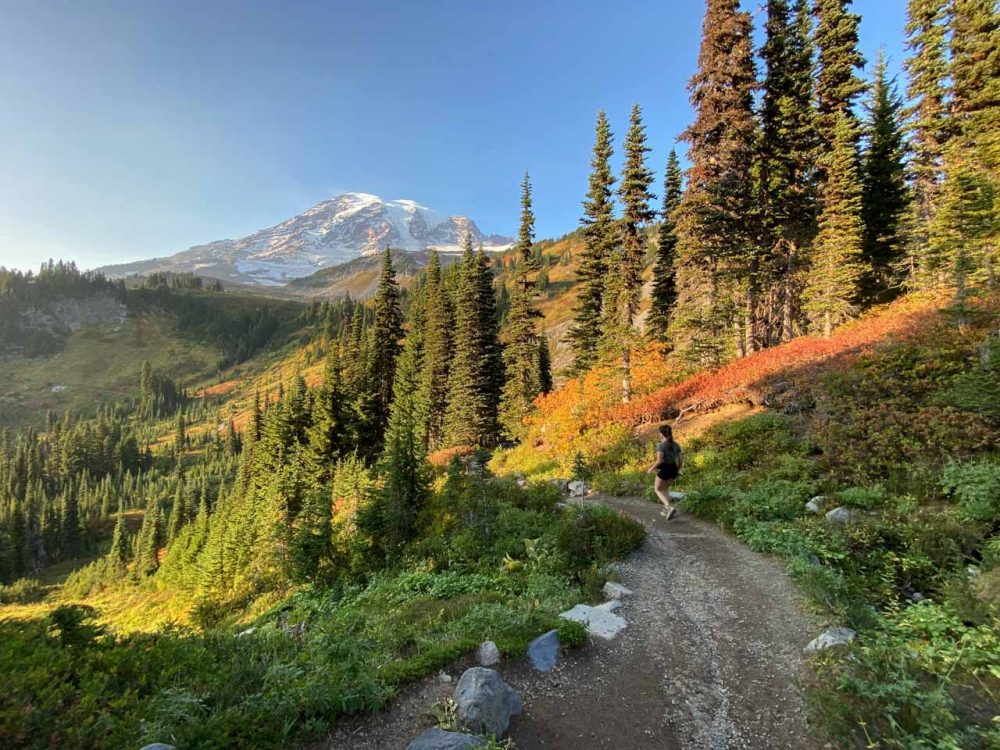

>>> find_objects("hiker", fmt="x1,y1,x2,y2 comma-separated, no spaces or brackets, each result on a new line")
648,424,682,520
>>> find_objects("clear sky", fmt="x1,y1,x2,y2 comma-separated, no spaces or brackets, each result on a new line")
0,0,909,272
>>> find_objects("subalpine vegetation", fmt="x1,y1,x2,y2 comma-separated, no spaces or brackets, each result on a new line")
1,0,998,748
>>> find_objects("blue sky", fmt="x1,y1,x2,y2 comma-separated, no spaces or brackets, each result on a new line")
0,0,908,272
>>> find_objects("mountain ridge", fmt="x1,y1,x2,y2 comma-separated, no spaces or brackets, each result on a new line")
97,192,513,286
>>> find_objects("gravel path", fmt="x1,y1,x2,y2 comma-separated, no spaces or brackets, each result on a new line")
328,494,817,750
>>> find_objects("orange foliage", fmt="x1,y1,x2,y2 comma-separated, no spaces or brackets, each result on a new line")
428,445,477,468
523,294,947,458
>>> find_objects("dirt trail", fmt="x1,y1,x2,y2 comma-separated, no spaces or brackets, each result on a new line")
330,494,816,750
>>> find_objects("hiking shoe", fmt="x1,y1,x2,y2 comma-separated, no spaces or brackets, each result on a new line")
665,506,678,521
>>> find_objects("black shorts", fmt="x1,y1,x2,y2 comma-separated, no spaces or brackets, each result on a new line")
657,464,679,481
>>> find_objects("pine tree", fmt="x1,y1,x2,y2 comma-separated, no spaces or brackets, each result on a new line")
759,0,818,343
305,348,350,483
370,248,404,437
174,411,186,452
501,172,543,438
167,480,186,543
804,111,866,336
813,0,866,152
568,110,616,372
602,103,655,401
58,490,81,560
367,338,430,561
860,51,911,303
903,0,952,286
136,501,163,575
225,416,241,455
675,0,759,364
443,238,503,447
647,149,683,342
107,505,128,573
420,251,453,450
538,335,553,395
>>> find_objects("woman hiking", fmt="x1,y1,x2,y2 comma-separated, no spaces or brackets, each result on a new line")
648,424,682,520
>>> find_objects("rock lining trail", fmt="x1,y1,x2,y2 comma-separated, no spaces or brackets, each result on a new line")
329,494,817,750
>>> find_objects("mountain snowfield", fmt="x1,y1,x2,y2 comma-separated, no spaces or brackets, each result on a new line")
99,192,513,286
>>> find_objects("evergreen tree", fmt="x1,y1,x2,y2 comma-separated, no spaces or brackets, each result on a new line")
602,103,655,401
225,416,241,456
760,0,819,343
647,149,683,342
903,0,952,286
167,480,185,543
675,0,759,363
370,248,404,437
804,111,866,336
58,490,81,560
538,335,553,395
501,172,543,438
813,0,866,151
136,501,163,575
305,348,350,483
107,505,129,573
568,110,616,372
366,338,430,561
419,251,453,450
174,411,186,452
443,239,503,447
860,51,911,303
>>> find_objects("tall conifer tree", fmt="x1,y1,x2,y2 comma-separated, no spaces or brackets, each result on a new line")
569,111,616,371
804,111,866,336
370,248,404,437
675,0,759,363
501,172,543,437
813,0,866,152
418,251,453,450
647,149,683,342
860,51,911,302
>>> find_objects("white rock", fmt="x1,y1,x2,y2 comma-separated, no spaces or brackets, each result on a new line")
805,496,825,514
237,627,255,637
476,640,500,666
559,603,627,640
515,477,528,489
567,480,588,497
804,627,857,653
595,600,622,612
669,490,686,501
439,670,453,684
603,581,633,599
824,506,857,525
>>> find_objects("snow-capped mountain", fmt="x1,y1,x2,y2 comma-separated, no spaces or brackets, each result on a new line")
99,193,513,286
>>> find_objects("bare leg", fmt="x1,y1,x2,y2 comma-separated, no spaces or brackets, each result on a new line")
653,476,674,509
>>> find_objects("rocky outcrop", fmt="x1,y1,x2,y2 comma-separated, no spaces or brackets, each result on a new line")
804,627,857,653
824,507,857,525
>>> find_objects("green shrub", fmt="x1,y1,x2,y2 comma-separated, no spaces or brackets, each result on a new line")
0,577,45,604
555,505,646,576
941,458,1000,522
555,616,588,648
590,470,649,497
836,485,889,510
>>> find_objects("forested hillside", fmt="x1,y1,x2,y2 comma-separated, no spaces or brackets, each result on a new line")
1,0,998,748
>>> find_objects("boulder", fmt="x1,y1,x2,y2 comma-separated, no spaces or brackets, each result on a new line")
559,603,627,640
139,745,177,750
824,507,857,525
603,581,633,599
568,480,588,497
439,670,453,684
804,627,857,654
515,477,529,489
911,592,926,603
454,667,522,737
595,599,622,612
406,728,486,750
476,640,500,667
550,479,570,492
668,490,686,501
805,496,825,514
527,629,560,672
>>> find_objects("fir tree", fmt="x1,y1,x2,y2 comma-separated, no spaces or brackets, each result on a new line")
370,248,404,437
860,51,911,303
366,338,430,561
568,110,616,372
167,480,186,543
174,411,186,452
58,490,81,560
804,111,866,336
107,505,129,573
675,0,759,363
813,0,866,151
501,172,543,438
538,335,553,395
305,348,350,483
903,0,952,285
136,501,163,575
647,149,683,342
443,239,503,447
603,103,655,401
760,0,818,343
419,251,453,450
